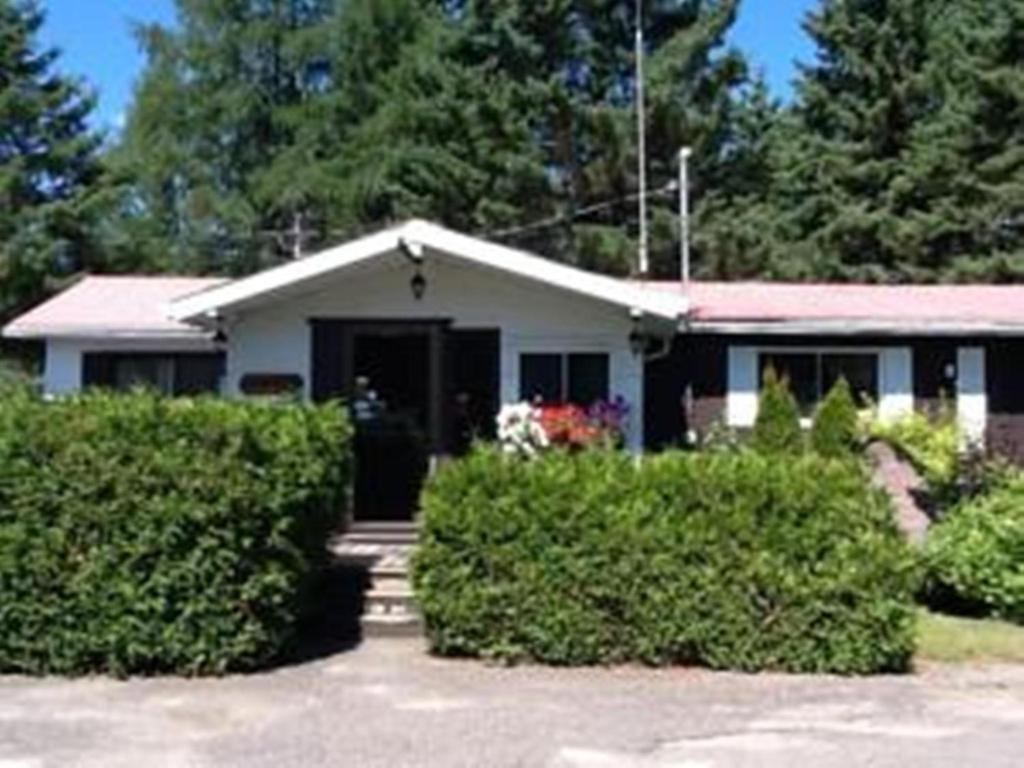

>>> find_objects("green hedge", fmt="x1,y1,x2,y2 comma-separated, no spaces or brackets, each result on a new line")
414,448,918,674
925,481,1024,623
0,389,352,676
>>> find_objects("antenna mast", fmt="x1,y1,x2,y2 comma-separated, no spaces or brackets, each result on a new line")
679,147,693,288
635,0,649,276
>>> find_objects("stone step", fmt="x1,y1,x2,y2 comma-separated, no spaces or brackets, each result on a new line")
370,571,412,593
366,589,416,609
361,611,424,638
339,530,419,546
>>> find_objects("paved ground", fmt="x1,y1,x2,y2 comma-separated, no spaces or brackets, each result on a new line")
1,640,1023,768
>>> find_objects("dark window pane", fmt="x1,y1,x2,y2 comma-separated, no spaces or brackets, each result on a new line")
760,353,817,415
520,354,562,403
568,353,610,406
174,354,225,395
822,354,878,407
113,356,174,394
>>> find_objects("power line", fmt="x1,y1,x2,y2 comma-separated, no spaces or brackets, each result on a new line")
484,183,677,242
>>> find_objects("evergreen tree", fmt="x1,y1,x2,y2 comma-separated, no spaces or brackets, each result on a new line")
110,0,754,277
0,0,102,318
752,367,803,455
811,376,859,458
734,0,1024,282
108,0,336,275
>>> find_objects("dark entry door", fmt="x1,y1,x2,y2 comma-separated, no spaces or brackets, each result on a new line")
310,320,500,522
350,329,435,522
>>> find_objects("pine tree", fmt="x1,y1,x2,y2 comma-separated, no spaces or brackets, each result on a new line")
0,0,102,318
734,0,1024,283
108,0,336,276
752,367,803,455
811,376,859,458
110,0,754,277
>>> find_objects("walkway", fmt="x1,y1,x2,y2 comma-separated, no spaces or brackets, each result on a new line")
1,640,1022,767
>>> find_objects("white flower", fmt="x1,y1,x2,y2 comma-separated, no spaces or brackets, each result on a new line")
496,402,549,457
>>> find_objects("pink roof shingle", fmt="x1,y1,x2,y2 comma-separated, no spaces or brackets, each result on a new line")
646,281,1024,328
6,273,1024,339
3,276,226,339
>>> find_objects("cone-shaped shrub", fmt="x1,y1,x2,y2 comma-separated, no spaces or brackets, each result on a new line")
811,376,860,458
752,366,802,454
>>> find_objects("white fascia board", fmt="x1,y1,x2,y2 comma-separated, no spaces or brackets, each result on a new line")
2,325,213,342
168,226,404,322
403,221,686,321
167,220,686,324
688,320,1024,337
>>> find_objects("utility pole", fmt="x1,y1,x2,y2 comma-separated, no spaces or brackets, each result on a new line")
635,0,649,277
679,147,693,288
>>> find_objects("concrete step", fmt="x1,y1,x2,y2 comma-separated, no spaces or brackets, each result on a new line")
365,590,416,611
370,571,412,593
342,536,417,548
361,611,424,638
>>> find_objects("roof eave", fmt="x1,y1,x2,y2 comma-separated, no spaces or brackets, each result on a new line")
687,319,1024,337
2,325,215,342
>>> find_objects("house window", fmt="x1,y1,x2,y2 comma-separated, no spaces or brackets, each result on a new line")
520,353,610,406
759,351,878,414
83,353,224,396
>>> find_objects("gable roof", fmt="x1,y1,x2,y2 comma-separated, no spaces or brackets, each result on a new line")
647,281,1024,335
167,220,686,323
3,276,226,340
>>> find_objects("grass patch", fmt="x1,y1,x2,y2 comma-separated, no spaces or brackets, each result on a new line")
917,610,1024,664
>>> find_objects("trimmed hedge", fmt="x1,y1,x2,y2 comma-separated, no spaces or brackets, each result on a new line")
414,447,918,674
0,389,352,676
925,481,1024,623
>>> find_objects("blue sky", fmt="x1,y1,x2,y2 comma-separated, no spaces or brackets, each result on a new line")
39,0,818,133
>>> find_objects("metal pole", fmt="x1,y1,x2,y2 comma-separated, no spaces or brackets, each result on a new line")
679,147,692,287
635,0,649,276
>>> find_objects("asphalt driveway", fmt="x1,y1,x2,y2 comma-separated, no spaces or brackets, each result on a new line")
1,639,1022,768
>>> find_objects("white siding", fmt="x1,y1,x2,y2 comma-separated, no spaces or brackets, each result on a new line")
42,337,216,396
44,339,84,396
225,253,646,449
957,346,987,446
878,347,914,424
726,346,758,428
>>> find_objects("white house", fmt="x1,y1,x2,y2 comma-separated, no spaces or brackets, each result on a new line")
7,220,1024,521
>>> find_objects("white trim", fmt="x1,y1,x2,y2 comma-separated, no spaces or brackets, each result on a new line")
727,346,758,427
168,220,685,324
689,320,1024,337
879,348,914,423
3,327,215,343
957,347,987,447
726,344,914,427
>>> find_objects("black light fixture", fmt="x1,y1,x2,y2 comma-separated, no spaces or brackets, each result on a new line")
410,264,427,301
629,310,646,356
400,237,427,300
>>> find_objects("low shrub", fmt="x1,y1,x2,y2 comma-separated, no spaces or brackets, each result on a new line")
752,367,803,454
925,480,1024,624
414,447,918,674
811,377,859,458
871,408,959,498
0,388,352,676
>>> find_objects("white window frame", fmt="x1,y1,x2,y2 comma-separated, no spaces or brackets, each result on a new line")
727,345,914,428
